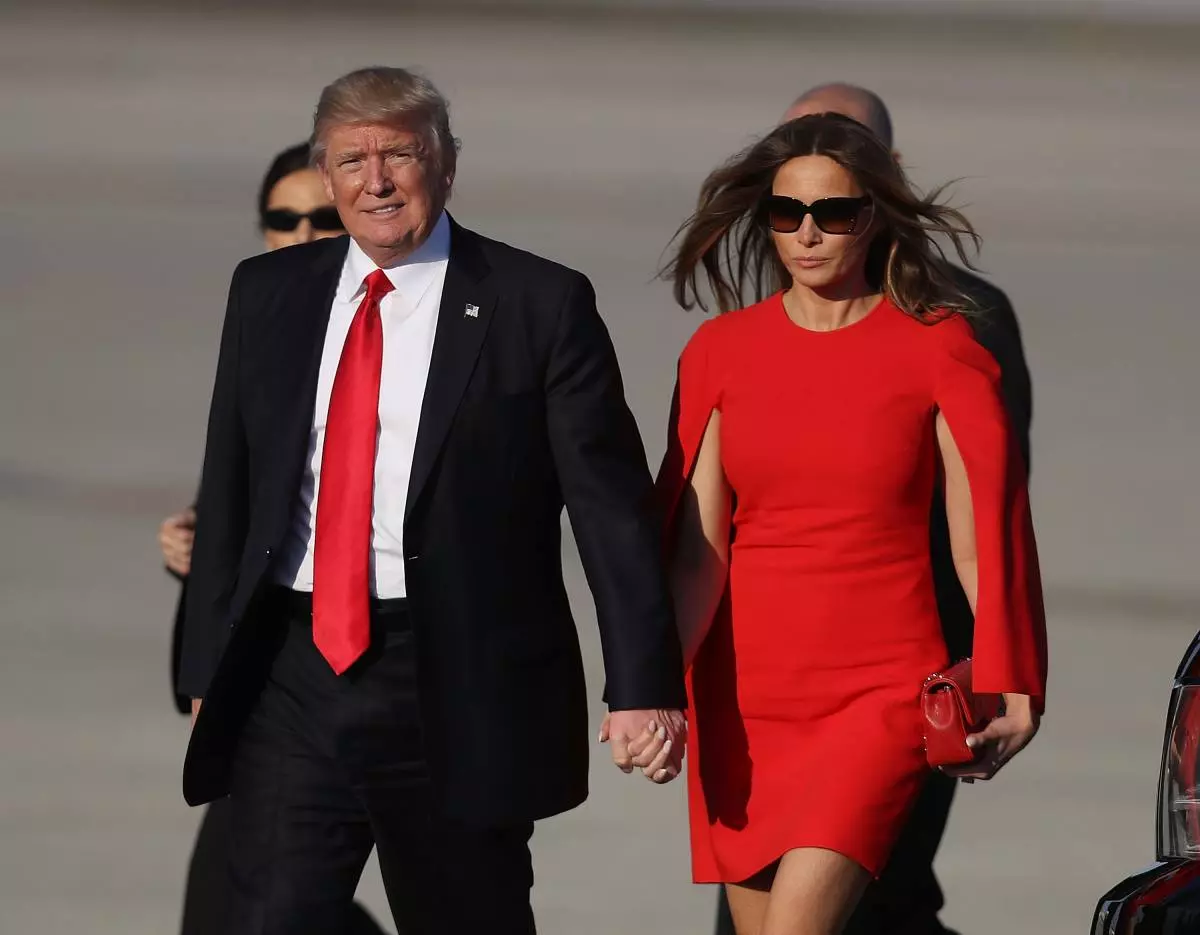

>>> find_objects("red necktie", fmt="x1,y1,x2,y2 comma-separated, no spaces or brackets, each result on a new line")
313,269,394,674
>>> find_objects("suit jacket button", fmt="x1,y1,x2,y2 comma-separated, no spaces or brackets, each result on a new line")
265,548,272,558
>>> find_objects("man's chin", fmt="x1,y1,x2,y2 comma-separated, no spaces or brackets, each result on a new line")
353,227,418,259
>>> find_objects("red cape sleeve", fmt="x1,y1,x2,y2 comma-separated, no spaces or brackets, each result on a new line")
653,320,722,542
935,316,1048,712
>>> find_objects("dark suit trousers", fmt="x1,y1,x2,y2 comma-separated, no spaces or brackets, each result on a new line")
227,590,535,935
180,798,233,935
179,797,390,935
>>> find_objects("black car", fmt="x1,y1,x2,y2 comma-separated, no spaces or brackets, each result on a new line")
1092,634,1200,933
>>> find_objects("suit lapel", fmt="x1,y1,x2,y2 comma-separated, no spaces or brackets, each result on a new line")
406,219,496,523
270,237,348,489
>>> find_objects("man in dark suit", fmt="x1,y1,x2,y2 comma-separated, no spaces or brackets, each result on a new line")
163,535,390,935
179,66,686,935
712,82,1033,935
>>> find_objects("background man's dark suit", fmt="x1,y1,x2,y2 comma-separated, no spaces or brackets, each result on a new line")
168,572,388,935
179,220,685,898
714,269,1033,935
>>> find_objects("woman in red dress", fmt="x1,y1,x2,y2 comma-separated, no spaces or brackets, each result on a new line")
641,114,1047,933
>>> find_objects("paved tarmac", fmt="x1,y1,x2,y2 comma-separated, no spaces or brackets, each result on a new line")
2,5,1199,933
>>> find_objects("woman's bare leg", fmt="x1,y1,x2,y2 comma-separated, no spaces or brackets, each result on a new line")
725,862,777,935
760,847,869,935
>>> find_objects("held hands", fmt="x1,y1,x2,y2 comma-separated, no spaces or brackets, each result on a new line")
159,506,197,576
599,709,686,784
943,692,1040,782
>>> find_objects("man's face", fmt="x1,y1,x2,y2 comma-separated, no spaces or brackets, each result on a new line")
319,122,451,265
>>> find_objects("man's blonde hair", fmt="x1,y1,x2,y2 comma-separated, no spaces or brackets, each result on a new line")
310,66,460,175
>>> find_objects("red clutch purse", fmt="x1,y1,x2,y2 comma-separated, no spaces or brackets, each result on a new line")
921,658,1002,768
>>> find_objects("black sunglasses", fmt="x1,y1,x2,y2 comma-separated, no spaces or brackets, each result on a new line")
261,207,344,233
764,195,871,235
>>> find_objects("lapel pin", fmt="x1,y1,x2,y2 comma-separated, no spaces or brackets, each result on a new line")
464,303,480,318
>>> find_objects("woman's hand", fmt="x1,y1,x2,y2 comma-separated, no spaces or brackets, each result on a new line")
943,692,1040,782
158,506,196,576
598,712,685,783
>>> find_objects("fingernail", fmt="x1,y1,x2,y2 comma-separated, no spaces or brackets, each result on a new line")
966,737,978,748
657,726,667,740
663,739,673,752
655,769,668,782
648,720,657,733
598,731,604,743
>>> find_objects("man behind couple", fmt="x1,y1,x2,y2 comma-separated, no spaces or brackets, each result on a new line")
179,66,1046,934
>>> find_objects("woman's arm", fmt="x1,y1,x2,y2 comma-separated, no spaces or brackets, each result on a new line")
669,410,732,669
936,412,978,612
937,409,1038,780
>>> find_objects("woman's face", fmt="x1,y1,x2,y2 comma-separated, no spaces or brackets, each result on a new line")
768,155,875,293
262,168,343,251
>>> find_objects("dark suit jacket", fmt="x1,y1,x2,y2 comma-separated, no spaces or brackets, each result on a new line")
178,219,686,824
169,573,191,715
931,267,1033,660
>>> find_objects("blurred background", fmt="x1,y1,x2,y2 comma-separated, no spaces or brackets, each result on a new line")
3,1,1199,932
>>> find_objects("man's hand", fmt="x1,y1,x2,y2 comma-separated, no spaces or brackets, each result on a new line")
190,697,202,730
599,709,686,783
159,506,196,576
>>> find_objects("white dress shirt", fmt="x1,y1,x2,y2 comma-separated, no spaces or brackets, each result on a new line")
274,211,451,598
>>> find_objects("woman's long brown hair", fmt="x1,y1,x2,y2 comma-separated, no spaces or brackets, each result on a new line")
662,113,982,318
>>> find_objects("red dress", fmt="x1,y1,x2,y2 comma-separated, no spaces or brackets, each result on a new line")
656,294,1047,882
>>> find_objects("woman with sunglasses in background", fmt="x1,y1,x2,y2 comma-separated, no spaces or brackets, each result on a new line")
157,144,385,935
158,143,344,584
637,114,1048,934
258,142,346,251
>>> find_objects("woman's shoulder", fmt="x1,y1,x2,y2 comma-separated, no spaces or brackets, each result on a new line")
683,293,781,351
874,304,1000,393
890,305,981,352
913,309,1003,384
